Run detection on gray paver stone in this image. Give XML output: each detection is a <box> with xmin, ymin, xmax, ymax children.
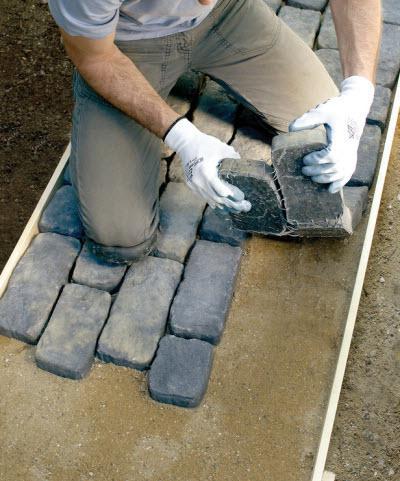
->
<box><xmin>169</xmin><ymin>240</ymin><xmax>241</xmax><ymax>344</ymax></box>
<box><xmin>192</xmin><ymin>78</ymin><xmax>237</xmax><ymax>143</ymax></box>
<box><xmin>286</xmin><ymin>0</ymin><xmax>327</xmax><ymax>11</ymax></box>
<box><xmin>272</xmin><ymin>128</ymin><xmax>354</xmax><ymax>237</ymax></box>
<box><xmin>0</xmin><ymin>233</ymin><xmax>81</xmax><ymax>343</ymax></box>
<box><xmin>35</xmin><ymin>283</ymin><xmax>111</xmax><ymax>379</ymax></box>
<box><xmin>316</xmin><ymin>49</ymin><xmax>342</xmax><ymax>87</ymax></box>
<box><xmin>343</xmin><ymin>186</ymin><xmax>369</xmax><ymax>231</ymax></box>
<box><xmin>383</xmin><ymin>0</ymin><xmax>400</xmax><ymax>26</ymax></box>
<box><xmin>39</xmin><ymin>185</ymin><xmax>84</xmax><ymax>238</ymax></box>
<box><xmin>199</xmin><ymin>206</ymin><xmax>249</xmax><ymax>247</ymax></box>
<box><xmin>349</xmin><ymin>125</ymin><xmax>382</xmax><ymax>188</ymax></box>
<box><xmin>154</xmin><ymin>182</ymin><xmax>206</xmax><ymax>263</ymax></box>
<box><xmin>231</xmin><ymin>126</ymin><xmax>272</xmax><ymax>162</ymax></box>
<box><xmin>279</xmin><ymin>6</ymin><xmax>321</xmax><ymax>47</ymax></box>
<box><xmin>368</xmin><ymin>86</ymin><xmax>392</xmax><ymax>129</ymax></box>
<box><xmin>72</xmin><ymin>241</ymin><xmax>127</xmax><ymax>292</ymax></box>
<box><xmin>159</xmin><ymin>159</ymin><xmax>168</xmax><ymax>187</ymax></box>
<box><xmin>148</xmin><ymin>335</ymin><xmax>214</xmax><ymax>408</ymax></box>
<box><xmin>377</xmin><ymin>23</ymin><xmax>400</xmax><ymax>88</ymax></box>
<box><xmin>219</xmin><ymin>158</ymin><xmax>287</xmax><ymax>235</ymax></box>
<box><xmin>317</xmin><ymin>7</ymin><xmax>337</xmax><ymax>49</ymax></box>
<box><xmin>263</xmin><ymin>0</ymin><xmax>282</xmax><ymax>12</ymax></box>
<box><xmin>97</xmin><ymin>256</ymin><xmax>183</xmax><ymax>370</ymax></box>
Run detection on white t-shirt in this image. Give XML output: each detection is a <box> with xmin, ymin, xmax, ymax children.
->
<box><xmin>48</xmin><ymin>0</ymin><xmax>217</xmax><ymax>41</ymax></box>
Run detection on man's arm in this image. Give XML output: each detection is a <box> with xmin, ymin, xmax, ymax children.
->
<box><xmin>330</xmin><ymin>0</ymin><xmax>382</xmax><ymax>83</ymax></box>
<box><xmin>290</xmin><ymin>0</ymin><xmax>381</xmax><ymax>193</ymax></box>
<box><xmin>60</xmin><ymin>28</ymin><xmax>250</xmax><ymax>212</ymax></box>
<box><xmin>61</xmin><ymin>29</ymin><xmax>180</xmax><ymax>138</ymax></box>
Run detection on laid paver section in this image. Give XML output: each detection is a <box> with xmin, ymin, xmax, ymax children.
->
<box><xmin>349</xmin><ymin>125</ymin><xmax>382</xmax><ymax>188</ymax></box>
<box><xmin>97</xmin><ymin>256</ymin><xmax>183</xmax><ymax>370</ymax></box>
<box><xmin>343</xmin><ymin>186</ymin><xmax>369</xmax><ymax>231</ymax></box>
<box><xmin>318</xmin><ymin>22</ymin><xmax>400</xmax><ymax>89</ymax></box>
<box><xmin>0</xmin><ymin>233</ymin><xmax>81</xmax><ymax>344</ymax></box>
<box><xmin>72</xmin><ymin>241</ymin><xmax>127</xmax><ymax>292</ymax></box>
<box><xmin>39</xmin><ymin>184</ymin><xmax>83</xmax><ymax>238</ymax></box>
<box><xmin>272</xmin><ymin>128</ymin><xmax>353</xmax><ymax>237</ymax></box>
<box><xmin>148</xmin><ymin>335</ymin><xmax>214</xmax><ymax>408</ymax></box>
<box><xmin>192</xmin><ymin>78</ymin><xmax>237</xmax><ymax>143</ymax></box>
<box><xmin>383</xmin><ymin>0</ymin><xmax>400</xmax><ymax>26</ymax></box>
<box><xmin>279</xmin><ymin>6</ymin><xmax>321</xmax><ymax>48</ymax></box>
<box><xmin>263</xmin><ymin>0</ymin><xmax>282</xmax><ymax>12</ymax></box>
<box><xmin>199</xmin><ymin>206</ymin><xmax>249</xmax><ymax>247</ymax></box>
<box><xmin>220</xmin><ymin>158</ymin><xmax>287</xmax><ymax>235</ymax></box>
<box><xmin>316</xmin><ymin>51</ymin><xmax>394</xmax><ymax>127</ymax></box>
<box><xmin>35</xmin><ymin>283</ymin><xmax>111</xmax><ymax>379</ymax></box>
<box><xmin>317</xmin><ymin>7</ymin><xmax>336</xmax><ymax>49</ymax></box>
<box><xmin>154</xmin><ymin>182</ymin><xmax>206</xmax><ymax>263</ymax></box>
<box><xmin>286</xmin><ymin>0</ymin><xmax>327</xmax><ymax>11</ymax></box>
<box><xmin>231</xmin><ymin>126</ymin><xmax>272</xmax><ymax>162</ymax></box>
<box><xmin>169</xmin><ymin>240</ymin><xmax>242</xmax><ymax>345</ymax></box>
<box><xmin>377</xmin><ymin>23</ymin><xmax>400</xmax><ymax>88</ymax></box>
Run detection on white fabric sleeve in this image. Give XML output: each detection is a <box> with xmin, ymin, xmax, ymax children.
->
<box><xmin>48</xmin><ymin>0</ymin><xmax>122</xmax><ymax>39</ymax></box>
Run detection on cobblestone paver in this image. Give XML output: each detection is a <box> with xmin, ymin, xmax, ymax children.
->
<box><xmin>36</xmin><ymin>283</ymin><xmax>111</xmax><ymax>379</ymax></box>
<box><xmin>169</xmin><ymin>240</ymin><xmax>242</xmax><ymax>344</ymax></box>
<box><xmin>0</xmin><ymin>233</ymin><xmax>80</xmax><ymax>343</ymax></box>
<box><xmin>39</xmin><ymin>185</ymin><xmax>83</xmax><ymax>238</ymax></box>
<box><xmin>155</xmin><ymin>182</ymin><xmax>206</xmax><ymax>263</ymax></box>
<box><xmin>97</xmin><ymin>257</ymin><xmax>183</xmax><ymax>370</ymax></box>
<box><xmin>0</xmin><ymin>1</ymin><xmax>398</xmax><ymax>407</ymax></box>
<box><xmin>279</xmin><ymin>6</ymin><xmax>321</xmax><ymax>47</ymax></box>
<box><xmin>200</xmin><ymin>206</ymin><xmax>249</xmax><ymax>247</ymax></box>
<box><xmin>72</xmin><ymin>241</ymin><xmax>127</xmax><ymax>292</ymax></box>
<box><xmin>148</xmin><ymin>335</ymin><xmax>214</xmax><ymax>408</ymax></box>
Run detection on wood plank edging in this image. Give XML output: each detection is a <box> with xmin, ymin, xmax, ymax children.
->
<box><xmin>311</xmin><ymin>77</ymin><xmax>400</xmax><ymax>481</ymax></box>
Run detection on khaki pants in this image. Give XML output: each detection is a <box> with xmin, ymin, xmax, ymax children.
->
<box><xmin>69</xmin><ymin>0</ymin><xmax>338</xmax><ymax>263</ymax></box>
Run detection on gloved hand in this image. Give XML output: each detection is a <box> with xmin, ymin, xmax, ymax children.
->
<box><xmin>164</xmin><ymin>118</ymin><xmax>251</xmax><ymax>212</ymax></box>
<box><xmin>289</xmin><ymin>76</ymin><xmax>375</xmax><ymax>193</ymax></box>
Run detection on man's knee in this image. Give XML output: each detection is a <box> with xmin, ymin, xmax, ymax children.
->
<box><xmin>82</xmin><ymin>207</ymin><xmax>159</xmax><ymax>264</ymax></box>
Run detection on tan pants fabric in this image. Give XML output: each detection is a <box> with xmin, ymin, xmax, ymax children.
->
<box><xmin>70</xmin><ymin>0</ymin><xmax>338</xmax><ymax>263</ymax></box>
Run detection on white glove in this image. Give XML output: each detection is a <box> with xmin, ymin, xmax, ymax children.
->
<box><xmin>164</xmin><ymin>118</ymin><xmax>251</xmax><ymax>212</ymax></box>
<box><xmin>289</xmin><ymin>76</ymin><xmax>375</xmax><ymax>193</ymax></box>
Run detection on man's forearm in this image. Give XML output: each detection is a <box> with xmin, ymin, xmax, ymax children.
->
<box><xmin>65</xmin><ymin>39</ymin><xmax>180</xmax><ymax>138</ymax></box>
<box><xmin>330</xmin><ymin>0</ymin><xmax>382</xmax><ymax>83</ymax></box>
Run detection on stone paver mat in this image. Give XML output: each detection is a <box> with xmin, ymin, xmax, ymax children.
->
<box><xmin>39</xmin><ymin>184</ymin><xmax>83</xmax><ymax>238</ymax></box>
<box><xmin>97</xmin><ymin>256</ymin><xmax>183</xmax><ymax>370</ymax></box>
<box><xmin>169</xmin><ymin>240</ymin><xmax>242</xmax><ymax>345</ymax></box>
<box><xmin>35</xmin><ymin>283</ymin><xmax>111</xmax><ymax>379</ymax></box>
<box><xmin>0</xmin><ymin>233</ymin><xmax>81</xmax><ymax>344</ymax></box>
<box><xmin>220</xmin><ymin>128</ymin><xmax>369</xmax><ymax>237</ymax></box>
<box><xmin>148</xmin><ymin>335</ymin><xmax>214</xmax><ymax>408</ymax></box>
<box><xmin>220</xmin><ymin>158</ymin><xmax>287</xmax><ymax>235</ymax></box>
<box><xmin>72</xmin><ymin>241</ymin><xmax>127</xmax><ymax>292</ymax></box>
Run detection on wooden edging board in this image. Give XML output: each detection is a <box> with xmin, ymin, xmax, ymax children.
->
<box><xmin>0</xmin><ymin>143</ymin><xmax>71</xmax><ymax>298</ymax></box>
<box><xmin>311</xmin><ymin>76</ymin><xmax>400</xmax><ymax>481</ymax></box>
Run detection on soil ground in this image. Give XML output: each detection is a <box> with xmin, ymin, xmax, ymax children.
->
<box><xmin>0</xmin><ymin>2</ymin><xmax>399</xmax><ymax>480</ymax></box>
